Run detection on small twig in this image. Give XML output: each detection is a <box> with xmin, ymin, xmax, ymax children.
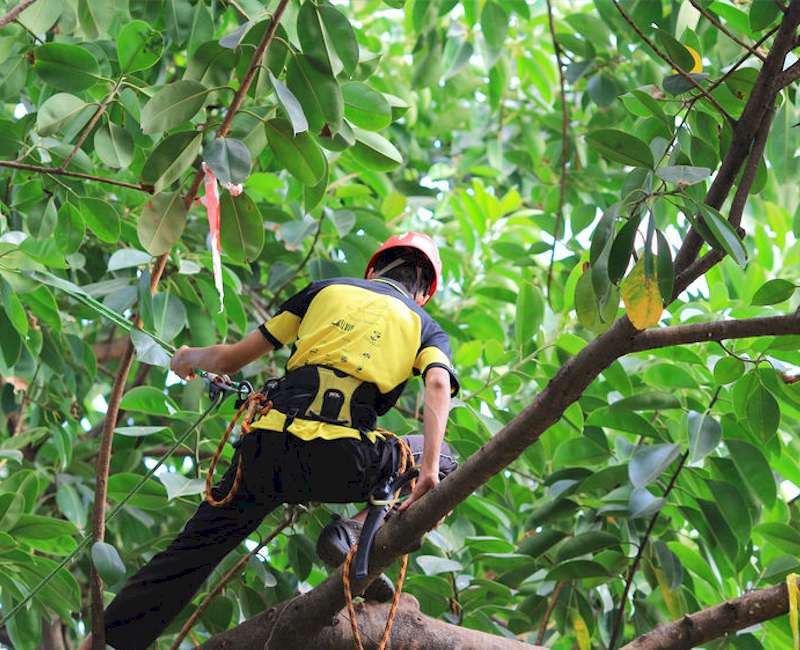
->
<box><xmin>536</xmin><ymin>581</ymin><xmax>565</xmax><ymax>644</ymax></box>
<box><xmin>611</xmin><ymin>0</ymin><xmax>735</xmax><ymax>125</ymax></box>
<box><xmin>0</xmin><ymin>160</ymin><xmax>154</xmax><ymax>193</ymax></box>
<box><xmin>60</xmin><ymin>81</ymin><xmax>122</xmax><ymax>171</ymax></box>
<box><xmin>707</xmin><ymin>26</ymin><xmax>780</xmax><ymax>93</ymax></box>
<box><xmin>263</xmin><ymin>214</ymin><xmax>324</xmax><ymax>313</ymax></box>
<box><xmin>689</xmin><ymin>0</ymin><xmax>767</xmax><ymax>62</ymax></box>
<box><xmin>0</xmin><ymin>0</ymin><xmax>37</xmax><ymax>29</ymax></box>
<box><xmin>545</xmin><ymin>0</ymin><xmax>570</xmax><ymax>303</ymax></box>
<box><xmin>168</xmin><ymin>509</ymin><xmax>299</xmax><ymax>650</ymax></box>
<box><xmin>608</xmin><ymin>389</ymin><xmax>721</xmax><ymax>649</ymax></box>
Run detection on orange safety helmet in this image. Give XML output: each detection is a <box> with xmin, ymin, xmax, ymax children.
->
<box><xmin>365</xmin><ymin>232</ymin><xmax>443</xmax><ymax>305</ymax></box>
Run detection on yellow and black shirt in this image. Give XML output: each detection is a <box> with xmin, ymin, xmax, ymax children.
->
<box><xmin>253</xmin><ymin>277</ymin><xmax>458</xmax><ymax>441</ymax></box>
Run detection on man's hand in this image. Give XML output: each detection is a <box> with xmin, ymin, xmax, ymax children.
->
<box><xmin>398</xmin><ymin>467</ymin><xmax>439</xmax><ymax>513</ymax></box>
<box><xmin>170</xmin><ymin>345</ymin><xmax>196</xmax><ymax>380</ymax></box>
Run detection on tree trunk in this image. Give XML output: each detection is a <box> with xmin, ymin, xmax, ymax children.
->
<box><xmin>202</xmin><ymin>594</ymin><xmax>543</xmax><ymax>650</ymax></box>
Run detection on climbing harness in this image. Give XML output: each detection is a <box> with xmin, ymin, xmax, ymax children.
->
<box><xmin>205</xmin><ymin>387</ymin><xmax>273</xmax><ymax>507</ymax></box>
<box><xmin>342</xmin><ymin>433</ymin><xmax>417</xmax><ymax>650</ymax></box>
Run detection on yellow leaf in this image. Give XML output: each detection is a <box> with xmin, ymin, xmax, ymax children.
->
<box><xmin>655</xmin><ymin>567</ymin><xmax>682</xmax><ymax>620</ymax></box>
<box><xmin>572</xmin><ymin>611</ymin><xmax>591</xmax><ymax>650</ymax></box>
<box><xmin>686</xmin><ymin>46</ymin><xmax>703</xmax><ymax>73</ymax></box>
<box><xmin>621</xmin><ymin>258</ymin><xmax>663</xmax><ymax>329</ymax></box>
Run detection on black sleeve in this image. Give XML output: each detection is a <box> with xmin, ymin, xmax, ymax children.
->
<box><xmin>259</xmin><ymin>282</ymin><xmax>320</xmax><ymax>349</ymax></box>
<box><xmin>414</xmin><ymin>319</ymin><xmax>460</xmax><ymax>396</ymax></box>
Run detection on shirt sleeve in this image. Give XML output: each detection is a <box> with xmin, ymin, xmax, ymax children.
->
<box><xmin>258</xmin><ymin>283</ymin><xmax>319</xmax><ymax>349</ymax></box>
<box><xmin>413</xmin><ymin>322</ymin><xmax>459</xmax><ymax>396</ymax></box>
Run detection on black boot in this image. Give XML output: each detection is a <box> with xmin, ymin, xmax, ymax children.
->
<box><xmin>316</xmin><ymin>516</ymin><xmax>395</xmax><ymax>602</ymax></box>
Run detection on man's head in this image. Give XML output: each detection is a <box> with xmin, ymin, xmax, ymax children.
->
<box><xmin>365</xmin><ymin>232</ymin><xmax>442</xmax><ymax>306</ymax></box>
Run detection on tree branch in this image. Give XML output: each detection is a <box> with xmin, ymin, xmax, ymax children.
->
<box><xmin>688</xmin><ymin>0</ymin><xmax>767</xmax><ymax>62</ymax></box>
<box><xmin>630</xmin><ymin>314</ymin><xmax>800</xmax><ymax>352</ymax></box>
<box><xmin>545</xmin><ymin>0</ymin><xmax>569</xmax><ymax>302</ymax></box>
<box><xmin>622</xmin><ymin>577</ymin><xmax>800</xmax><ymax>650</ymax></box>
<box><xmin>0</xmin><ymin>160</ymin><xmax>154</xmax><ymax>193</ymax></box>
<box><xmin>536</xmin><ymin>581</ymin><xmax>565</xmax><ymax>645</ymax></box>
<box><xmin>611</xmin><ymin>0</ymin><xmax>735</xmax><ymax>125</ymax></box>
<box><xmin>203</xmin><ymin>594</ymin><xmax>543</xmax><ymax>650</ymax></box>
<box><xmin>60</xmin><ymin>81</ymin><xmax>121</xmax><ymax>171</ymax></box>
<box><xmin>777</xmin><ymin>57</ymin><xmax>800</xmax><ymax>86</ymax></box>
<box><xmin>0</xmin><ymin>0</ymin><xmax>37</xmax><ymax>29</ymax></box>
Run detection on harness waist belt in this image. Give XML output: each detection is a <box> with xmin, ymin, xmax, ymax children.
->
<box><xmin>249</xmin><ymin>365</ymin><xmax>384</xmax><ymax>442</ymax></box>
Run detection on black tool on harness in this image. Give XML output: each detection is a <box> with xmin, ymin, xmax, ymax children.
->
<box><xmin>353</xmin><ymin>467</ymin><xmax>420</xmax><ymax>580</ymax></box>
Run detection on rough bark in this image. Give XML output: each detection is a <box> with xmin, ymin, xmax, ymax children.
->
<box><xmin>202</xmin><ymin>594</ymin><xmax>543</xmax><ymax>650</ymax></box>
<box><xmin>622</xmin><ymin>579</ymin><xmax>798</xmax><ymax>650</ymax></box>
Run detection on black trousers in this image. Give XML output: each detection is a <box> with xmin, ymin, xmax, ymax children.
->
<box><xmin>103</xmin><ymin>432</ymin><xmax>456</xmax><ymax>650</ymax></box>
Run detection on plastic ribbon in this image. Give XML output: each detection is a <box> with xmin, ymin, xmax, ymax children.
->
<box><xmin>202</xmin><ymin>163</ymin><xmax>225</xmax><ymax>312</ymax></box>
<box><xmin>789</xmin><ymin>572</ymin><xmax>799</xmax><ymax>650</ymax></box>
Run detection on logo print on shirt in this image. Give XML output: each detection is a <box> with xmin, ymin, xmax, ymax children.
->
<box><xmin>331</xmin><ymin>319</ymin><xmax>355</xmax><ymax>333</ymax></box>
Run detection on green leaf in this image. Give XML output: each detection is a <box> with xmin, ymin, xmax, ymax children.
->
<box><xmin>629</xmin><ymin>443</ymin><xmax>681</xmax><ymax>488</ymax></box>
<box><xmin>141</xmin><ymin>131</ymin><xmax>203</xmax><ymax>192</ymax></box>
<box><xmin>687</xmin><ymin>411</ymin><xmax>721</xmax><ymax>462</ymax></box>
<box><xmin>33</xmin><ymin>43</ymin><xmax>100</xmax><ymax>92</ymax></box>
<box><xmin>94</xmin><ymin>123</ymin><xmax>134</xmax><ymax>169</ymax></box>
<box><xmin>656</xmin><ymin>165</ymin><xmax>711</xmax><ymax>186</ymax></box>
<box><xmin>417</xmin><ymin>555</ymin><xmax>464</xmax><ymax>575</ymax></box>
<box><xmin>119</xmin><ymin>386</ymin><xmax>179</xmax><ymax>416</ymax></box>
<box><xmin>18</xmin><ymin>0</ymin><xmax>63</xmax><ymax>32</ymax></box>
<box><xmin>586</xmin><ymin>129</ymin><xmax>654</xmax><ymax>169</ymax></box>
<box><xmin>481</xmin><ymin>0</ymin><xmax>509</xmax><ymax>53</ymax></box>
<box><xmin>220</xmin><ymin>192</ymin><xmax>264</xmax><ymax>263</ymax></box>
<box><xmin>117</xmin><ymin>19</ymin><xmax>163</xmax><ymax>72</ymax></box>
<box><xmin>746</xmin><ymin>384</ymin><xmax>779</xmax><ymax>441</ymax></box>
<box><xmin>655</xmin><ymin>29</ymin><xmax>695</xmax><ymax>71</ymax></box>
<box><xmin>0</xmin><ymin>280</ymin><xmax>27</xmax><ymax>337</ymax></box>
<box><xmin>137</xmin><ymin>191</ymin><xmax>188</xmax><ymax>255</ymax></box>
<box><xmin>547</xmin><ymin>559</ymin><xmax>610</xmax><ymax>580</ymax></box>
<box><xmin>152</xmin><ymin>291</ymin><xmax>187</xmax><ymax>341</ymax></box>
<box><xmin>36</xmin><ymin>93</ymin><xmax>88</xmax><ymax>136</ymax></box>
<box><xmin>10</xmin><ymin>514</ymin><xmax>78</xmax><ymax>539</ymax></box>
<box><xmin>350</xmin><ymin>126</ymin><xmax>403</xmax><ymax>171</ymax></box>
<box><xmin>54</xmin><ymin>203</ymin><xmax>85</xmax><ymax>254</ymax></box>
<box><xmin>663</xmin><ymin>72</ymin><xmax>710</xmax><ymax>96</ymax></box>
<box><xmin>342</xmin><ymin>81</ymin><xmax>393</xmax><ymax>131</ymax></box>
<box><xmin>265</xmin><ymin>118</ymin><xmax>326</xmax><ymax>186</ymax></box>
<box><xmin>608</xmin><ymin>215</ymin><xmax>641</xmax><ymax>284</ymax></box>
<box><xmin>107</xmin><ymin>472</ymin><xmax>168</xmax><ymax>510</ymax></box>
<box><xmin>204</xmin><ymin>138</ymin><xmax>252</xmax><ymax>185</ymax></box>
<box><xmin>714</xmin><ymin>356</ymin><xmax>745</xmax><ymax>384</ymax></box>
<box><xmin>726</xmin><ymin>439</ymin><xmax>776</xmax><ymax>508</ymax></box>
<box><xmin>749</xmin><ymin>0</ymin><xmax>780</xmax><ymax>31</ymax></box>
<box><xmin>556</xmin><ymin>531</ymin><xmax>620</xmax><ymax>562</ymax></box>
<box><xmin>629</xmin><ymin>486</ymin><xmax>665</xmax><ymax>518</ymax></box>
<box><xmin>318</xmin><ymin>2</ymin><xmax>359</xmax><ymax>75</ymax></box>
<box><xmin>91</xmin><ymin>541</ymin><xmax>126</xmax><ymax>584</ymax></box>
<box><xmin>0</xmin><ymin>492</ymin><xmax>25</xmax><ymax>530</ymax></box>
<box><xmin>285</xmin><ymin>54</ymin><xmax>343</xmax><ymax>133</ymax></box>
<box><xmin>287</xmin><ymin>534</ymin><xmax>315</xmax><ymax>581</ymax></box>
<box><xmin>297</xmin><ymin>0</ymin><xmax>342</xmax><ymax>75</ymax></box>
<box><xmin>655</xmin><ymin>230</ymin><xmax>674</xmax><ymax>302</ymax></box>
<box><xmin>515</xmin><ymin>280</ymin><xmax>543</xmax><ymax>346</ymax></box>
<box><xmin>698</xmin><ymin>203</ymin><xmax>747</xmax><ymax>265</ymax></box>
<box><xmin>751</xmin><ymin>278</ymin><xmax>796</xmax><ymax>305</ymax></box>
<box><xmin>269</xmin><ymin>71</ymin><xmax>308</xmax><ymax>135</ymax></box>
<box><xmin>80</xmin><ymin>197</ymin><xmax>121</xmax><ymax>243</ymax></box>
<box><xmin>613</xmin><ymin>392</ymin><xmax>681</xmax><ymax>410</ymax></box>
<box><xmin>754</xmin><ymin>523</ymin><xmax>800</xmax><ymax>555</ymax></box>
<box><xmin>78</xmin><ymin>0</ymin><xmax>110</xmax><ymax>38</ymax></box>
<box><xmin>114</xmin><ymin>425</ymin><xmax>170</xmax><ymax>437</ymax></box>
<box><xmin>141</xmin><ymin>80</ymin><xmax>209</xmax><ymax>135</ymax></box>
<box><xmin>159</xmin><ymin>473</ymin><xmax>206</xmax><ymax>500</ymax></box>
<box><xmin>587</xmin><ymin>73</ymin><xmax>617</xmax><ymax>107</ymax></box>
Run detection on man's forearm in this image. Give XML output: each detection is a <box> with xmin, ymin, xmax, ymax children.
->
<box><xmin>421</xmin><ymin>375</ymin><xmax>451</xmax><ymax>473</ymax></box>
<box><xmin>183</xmin><ymin>345</ymin><xmax>233</xmax><ymax>374</ymax></box>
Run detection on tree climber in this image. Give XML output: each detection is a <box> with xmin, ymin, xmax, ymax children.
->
<box><xmin>80</xmin><ymin>232</ymin><xmax>459</xmax><ymax>650</ymax></box>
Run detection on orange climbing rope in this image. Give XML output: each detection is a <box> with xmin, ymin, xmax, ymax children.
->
<box><xmin>206</xmin><ymin>391</ymin><xmax>272</xmax><ymax>507</ymax></box>
<box><xmin>342</xmin><ymin>432</ymin><xmax>415</xmax><ymax>650</ymax></box>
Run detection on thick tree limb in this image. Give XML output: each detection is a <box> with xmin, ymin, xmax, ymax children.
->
<box><xmin>777</xmin><ymin>57</ymin><xmax>800</xmax><ymax>86</ymax></box>
<box><xmin>0</xmin><ymin>160</ymin><xmax>154</xmax><ymax>193</ymax></box>
<box><xmin>203</xmin><ymin>594</ymin><xmax>542</xmax><ymax>650</ymax></box>
<box><xmin>622</xmin><ymin>578</ymin><xmax>800</xmax><ymax>650</ymax></box>
<box><xmin>0</xmin><ymin>0</ymin><xmax>37</xmax><ymax>29</ymax></box>
<box><xmin>630</xmin><ymin>314</ymin><xmax>800</xmax><ymax>352</ymax></box>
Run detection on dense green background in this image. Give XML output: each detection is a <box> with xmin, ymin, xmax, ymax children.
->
<box><xmin>0</xmin><ymin>0</ymin><xmax>799</xmax><ymax>647</ymax></box>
